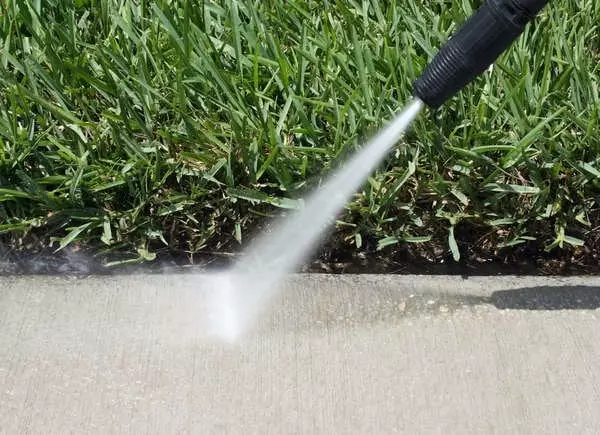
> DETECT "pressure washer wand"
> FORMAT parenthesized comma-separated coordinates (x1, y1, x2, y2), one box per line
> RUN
(413, 0, 550, 108)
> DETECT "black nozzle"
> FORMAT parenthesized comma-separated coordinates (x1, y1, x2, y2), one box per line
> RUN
(412, 0, 550, 108)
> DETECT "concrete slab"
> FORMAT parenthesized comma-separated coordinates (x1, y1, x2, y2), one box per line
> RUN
(1, 274, 600, 434)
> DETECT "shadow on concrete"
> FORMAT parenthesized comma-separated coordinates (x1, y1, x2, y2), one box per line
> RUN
(488, 285, 600, 310)
(396, 285, 600, 319)
(290, 285, 600, 332)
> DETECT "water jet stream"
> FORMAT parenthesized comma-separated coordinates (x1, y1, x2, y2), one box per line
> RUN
(209, 99, 424, 341)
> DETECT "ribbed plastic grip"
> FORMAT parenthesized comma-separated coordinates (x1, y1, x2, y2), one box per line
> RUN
(412, 0, 550, 108)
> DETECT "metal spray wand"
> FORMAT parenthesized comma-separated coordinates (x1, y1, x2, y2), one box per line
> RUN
(412, 0, 550, 108)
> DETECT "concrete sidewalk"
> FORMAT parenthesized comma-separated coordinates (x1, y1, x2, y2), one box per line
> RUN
(1, 274, 600, 434)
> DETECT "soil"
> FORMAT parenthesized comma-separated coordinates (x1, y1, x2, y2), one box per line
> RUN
(1, 225, 599, 276)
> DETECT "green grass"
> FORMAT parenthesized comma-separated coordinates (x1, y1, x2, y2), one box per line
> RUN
(0, 0, 599, 267)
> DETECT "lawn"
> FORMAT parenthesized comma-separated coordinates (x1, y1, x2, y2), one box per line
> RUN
(0, 0, 599, 272)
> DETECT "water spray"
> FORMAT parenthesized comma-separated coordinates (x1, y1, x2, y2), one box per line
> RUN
(208, 0, 551, 341)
